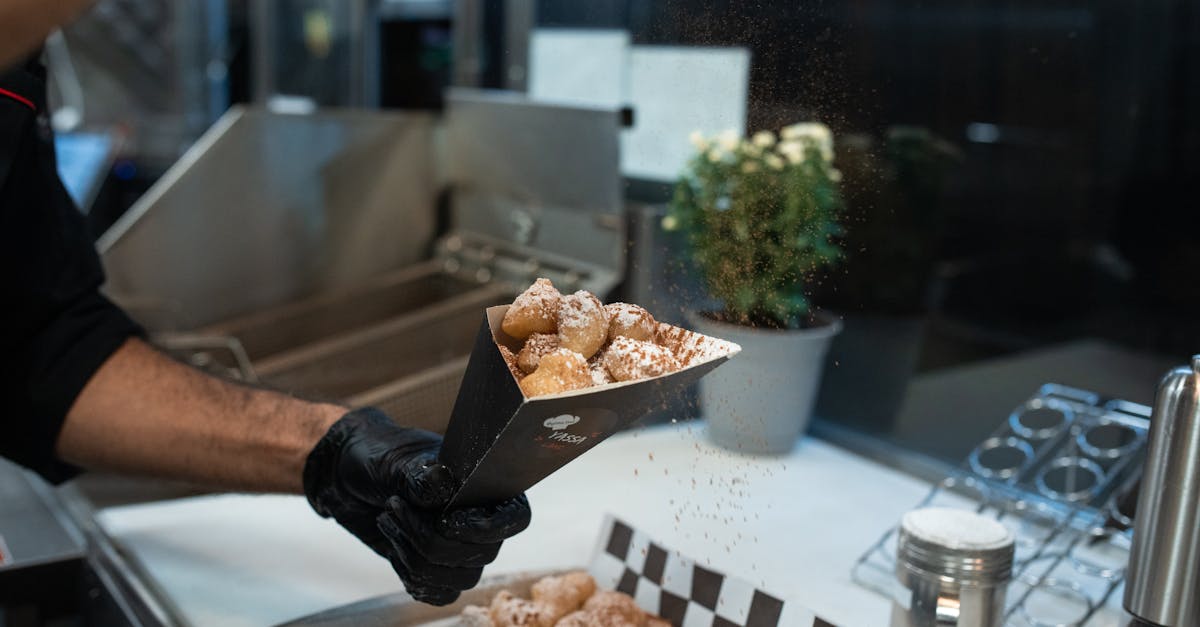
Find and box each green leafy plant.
[664,124,845,329]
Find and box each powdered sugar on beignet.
[517,332,560,374]
[600,337,681,382]
[605,303,656,342]
[557,291,609,359]
[502,278,561,339]
[519,348,592,397]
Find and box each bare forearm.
[56,338,344,493]
[0,0,94,69]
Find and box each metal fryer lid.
[440,89,625,296]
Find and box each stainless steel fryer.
[248,278,509,432]
[196,261,473,363]
[99,90,625,438]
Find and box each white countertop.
[96,424,949,626]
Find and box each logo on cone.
[543,414,581,431]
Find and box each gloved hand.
[303,407,531,605]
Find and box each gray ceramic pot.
[689,311,842,454]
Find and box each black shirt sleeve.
[0,57,142,483]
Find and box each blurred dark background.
[53,0,1197,460]
[500,0,1199,461]
[527,0,1200,369]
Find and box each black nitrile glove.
[303,407,531,605]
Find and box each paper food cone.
[439,305,740,508]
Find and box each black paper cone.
[440,305,739,508]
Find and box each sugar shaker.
[891,507,1015,627]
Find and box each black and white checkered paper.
[588,516,835,627]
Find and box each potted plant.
[663,123,845,454]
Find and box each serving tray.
[274,570,564,627]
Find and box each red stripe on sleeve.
[0,87,36,111]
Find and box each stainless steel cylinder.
[1123,355,1200,626]
[892,508,1015,627]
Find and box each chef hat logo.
[543,414,581,431]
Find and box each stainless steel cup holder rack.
[853,383,1150,626]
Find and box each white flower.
[828,168,843,182]
[777,139,806,164]
[661,215,680,231]
[751,130,776,148]
[740,139,763,156]
[781,122,831,142]
[706,147,725,163]
[780,122,834,162]
[716,128,740,153]
[741,161,760,174]
[689,130,709,151]
[765,154,785,170]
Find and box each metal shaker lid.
[897,507,1015,587]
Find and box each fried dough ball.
[605,303,657,342]
[517,333,560,374]
[519,349,592,398]
[582,592,644,623]
[554,609,639,627]
[531,572,596,619]
[557,291,609,359]
[460,605,496,627]
[490,591,557,627]
[478,578,667,627]
[553,611,593,627]
[600,337,681,382]
[503,278,562,339]
[553,591,655,627]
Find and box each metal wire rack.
[853,384,1150,626]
